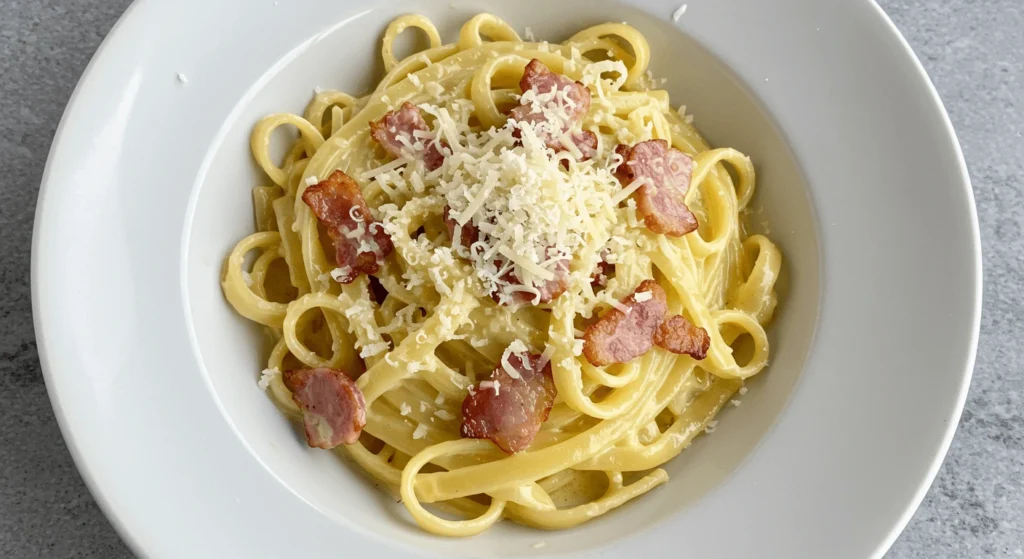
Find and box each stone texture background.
[0,0,1020,556]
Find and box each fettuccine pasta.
[221,13,782,537]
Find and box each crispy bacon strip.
[370,102,446,171]
[461,352,557,453]
[583,280,669,366]
[511,59,596,160]
[616,140,698,236]
[654,315,711,360]
[282,368,367,449]
[301,170,393,284]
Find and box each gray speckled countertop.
[1,0,1021,556]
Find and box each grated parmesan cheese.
[400,402,412,416]
[537,344,556,369]
[412,424,428,439]
[434,409,455,421]
[360,157,411,182]
[610,177,646,206]
[501,339,531,379]
[610,299,631,314]
[478,380,501,396]
[360,341,391,358]
[625,199,642,228]
[354,62,652,310]
[425,82,444,98]
[258,368,280,390]
[304,175,320,187]
[330,267,353,282]
[380,92,625,303]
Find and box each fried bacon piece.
[370,102,446,171]
[654,315,711,360]
[282,368,367,449]
[582,280,669,366]
[461,352,557,453]
[615,140,698,236]
[301,170,393,284]
[442,205,480,250]
[302,170,393,283]
[511,59,597,160]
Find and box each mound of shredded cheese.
[367,60,651,314]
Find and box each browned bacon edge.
[461,352,557,453]
[615,140,699,236]
[301,170,394,284]
[654,315,711,360]
[370,102,446,172]
[582,279,669,366]
[282,368,367,449]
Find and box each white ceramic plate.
[32,0,980,557]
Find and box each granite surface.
[0,0,1020,556]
